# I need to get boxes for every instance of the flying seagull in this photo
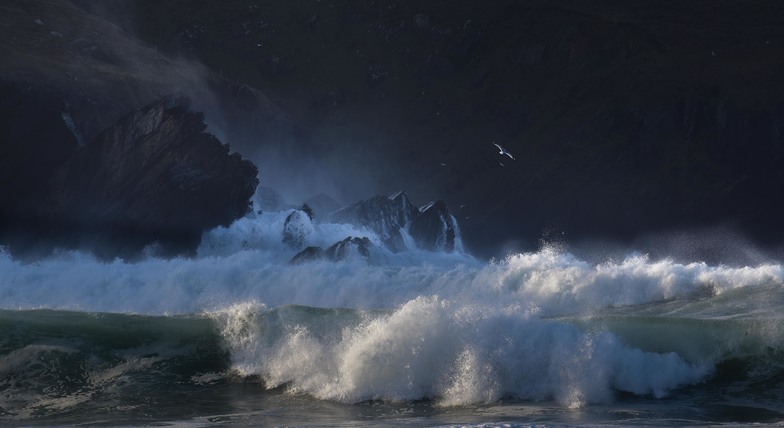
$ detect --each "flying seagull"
[493,142,515,160]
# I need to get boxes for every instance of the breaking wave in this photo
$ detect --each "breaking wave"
[1,208,784,411]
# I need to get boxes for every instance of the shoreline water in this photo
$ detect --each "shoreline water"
[1,209,783,425]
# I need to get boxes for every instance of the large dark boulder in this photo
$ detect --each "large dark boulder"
[39,94,258,257]
[329,191,419,251]
[289,246,326,264]
[282,207,314,249]
[409,200,460,252]
[325,236,374,261]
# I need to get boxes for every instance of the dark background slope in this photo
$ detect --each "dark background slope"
[5,0,784,259]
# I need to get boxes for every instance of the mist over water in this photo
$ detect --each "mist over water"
[4,2,784,424]
[3,206,784,417]
[3,208,781,316]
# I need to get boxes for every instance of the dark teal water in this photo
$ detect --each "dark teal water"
[3,220,784,426]
[2,302,784,427]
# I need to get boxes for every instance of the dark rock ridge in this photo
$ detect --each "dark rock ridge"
[328,191,419,251]
[287,192,461,264]
[409,200,461,252]
[5,94,258,258]
[328,191,462,253]
[289,236,375,264]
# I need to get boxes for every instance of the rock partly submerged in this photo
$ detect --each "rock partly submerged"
[282,205,315,249]
[410,200,462,252]
[289,236,375,265]
[289,245,326,264]
[328,191,418,251]
[326,236,374,261]
[329,191,461,253]
[288,191,463,264]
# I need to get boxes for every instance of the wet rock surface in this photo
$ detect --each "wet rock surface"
[282,208,314,249]
[329,191,419,252]
[325,236,374,262]
[409,200,460,252]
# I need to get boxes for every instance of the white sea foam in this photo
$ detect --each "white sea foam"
[209,297,709,407]
[1,210,783,405]
[0,211,782,316]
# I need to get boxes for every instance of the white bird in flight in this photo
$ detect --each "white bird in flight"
[493,142,515,160]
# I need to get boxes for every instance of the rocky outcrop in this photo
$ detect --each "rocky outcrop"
[328,191,418,251]
[327,191,463,253]
[325,236,374,261]
[409,200,461,252]
[289,236,375,264]
[38,94,258,257]
[289,246,326,264]
[282,207,314,249]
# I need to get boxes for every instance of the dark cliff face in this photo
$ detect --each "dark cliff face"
[109,0,784,256]
[47,95,258,256]
[3,94,258,258]
[4,0,784,258]
[409,200,460,252]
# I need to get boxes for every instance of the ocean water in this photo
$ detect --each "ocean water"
[1,209,784,426]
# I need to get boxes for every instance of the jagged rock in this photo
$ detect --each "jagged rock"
[329,191,418,251]
[288,236,375,264]
[327,191,465,253]
[282,208,314,249]
[289,246,326,264]
[325,236,374,261]
[409,200,461,252]
[42,94,259,256]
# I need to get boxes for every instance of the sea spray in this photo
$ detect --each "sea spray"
[208,297,709,407]
[2,244,782,317]
[2,209,784,410]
